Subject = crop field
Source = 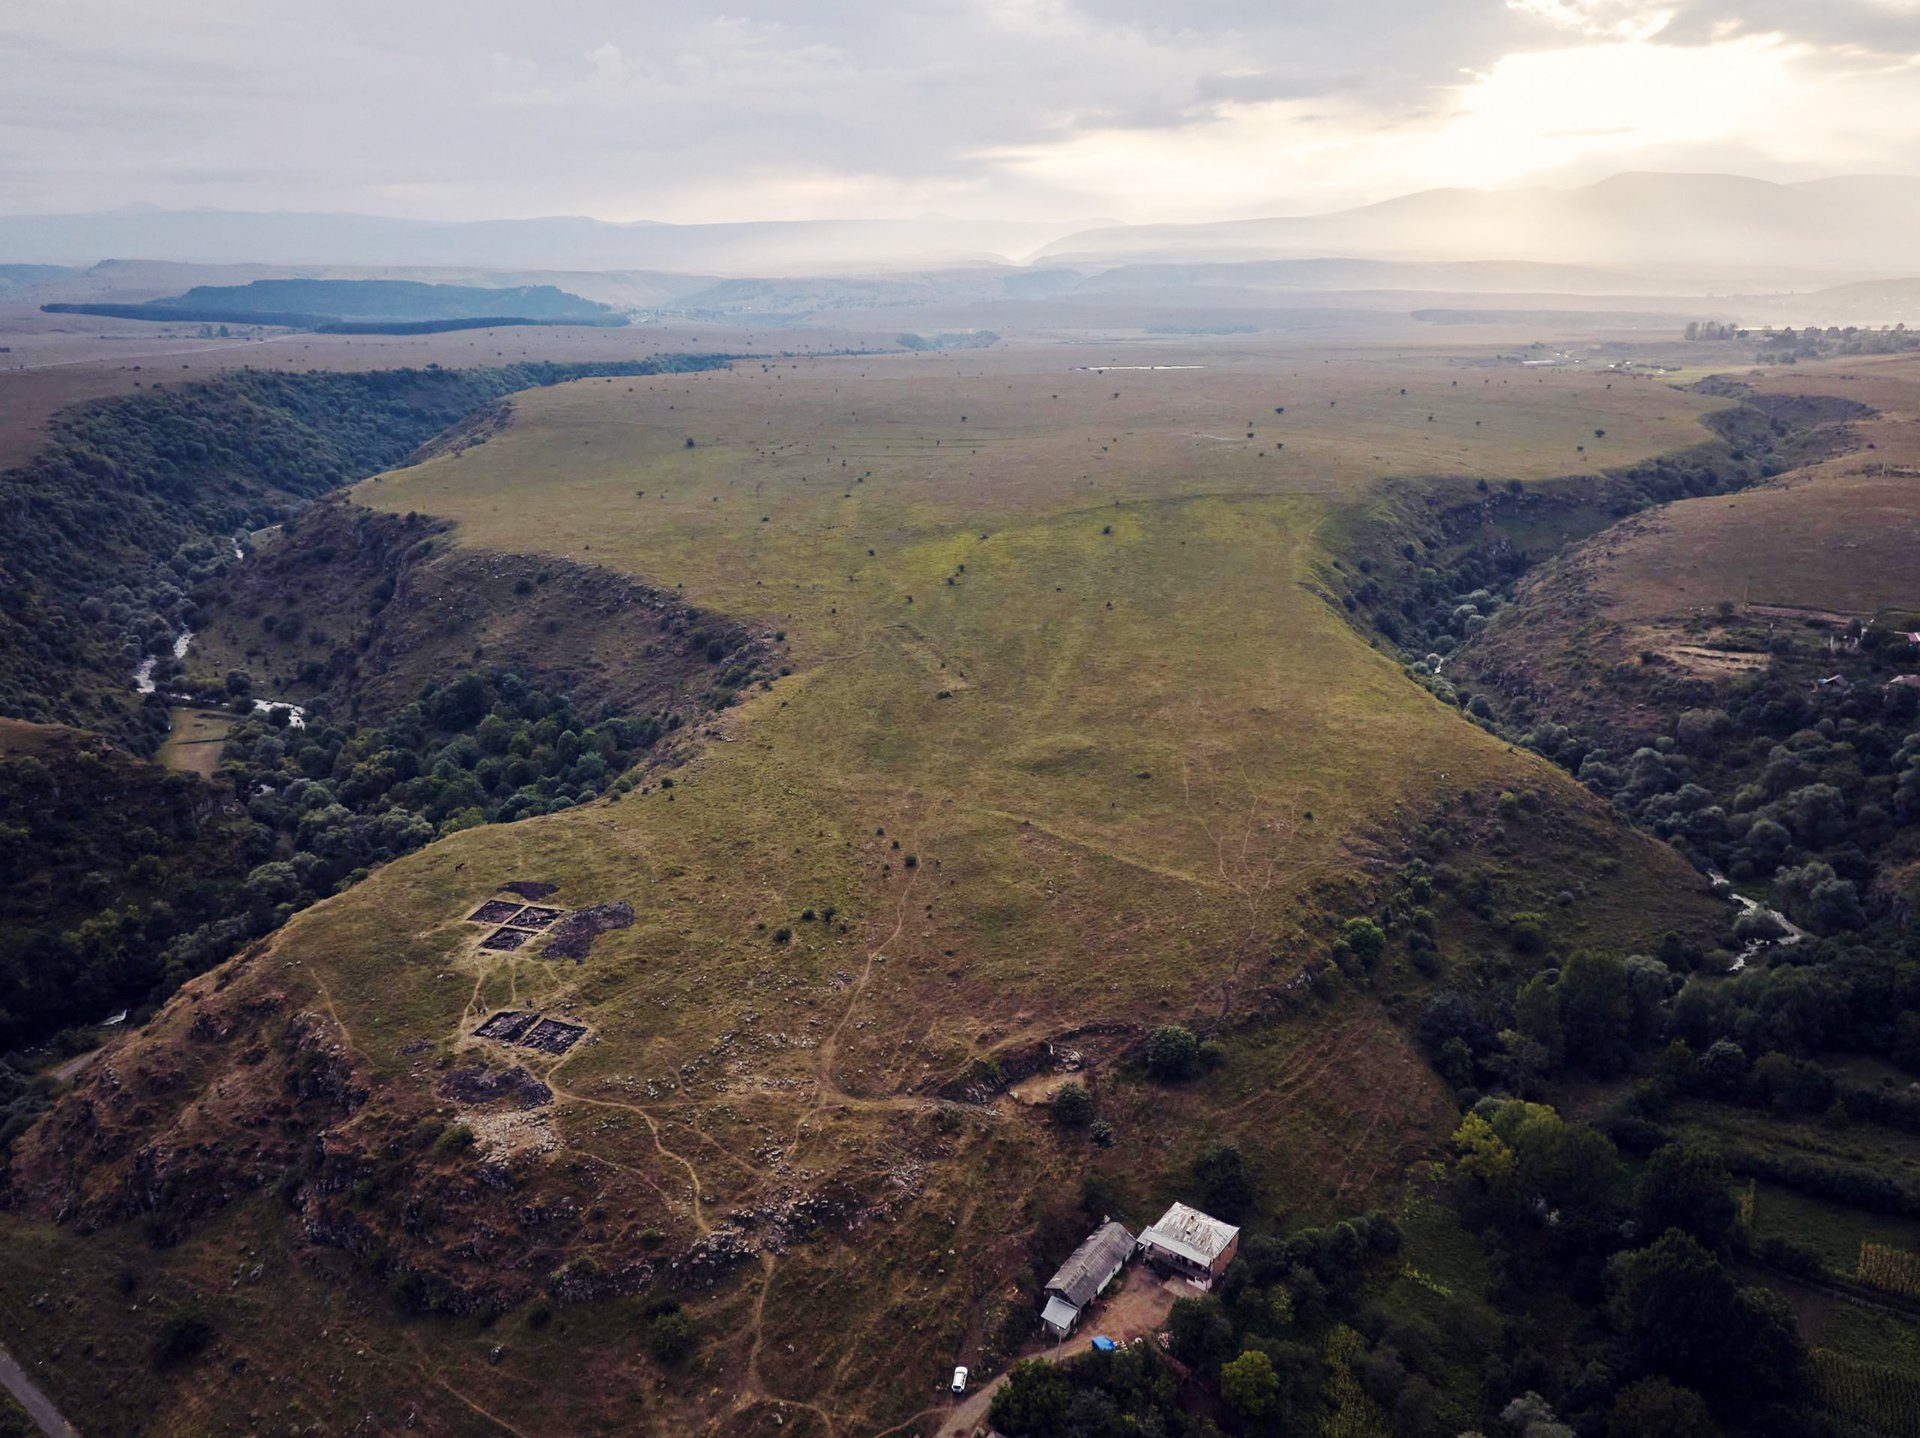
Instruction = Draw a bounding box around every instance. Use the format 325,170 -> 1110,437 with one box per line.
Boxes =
0,339 -> 1733,1436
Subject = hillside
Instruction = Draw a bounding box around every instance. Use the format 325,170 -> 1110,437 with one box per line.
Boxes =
0,344 -> 1740,1436
44,278 -> 625,332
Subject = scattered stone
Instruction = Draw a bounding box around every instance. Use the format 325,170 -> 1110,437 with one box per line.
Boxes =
438,1064 -> 553,1109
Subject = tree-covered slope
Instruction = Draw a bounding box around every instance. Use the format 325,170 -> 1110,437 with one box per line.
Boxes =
0,356 -> 729,750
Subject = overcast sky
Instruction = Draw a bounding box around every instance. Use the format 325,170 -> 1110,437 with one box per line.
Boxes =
3,0 -> 1918,224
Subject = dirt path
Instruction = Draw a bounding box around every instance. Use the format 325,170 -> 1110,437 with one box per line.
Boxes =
0,1341 -> 80,1438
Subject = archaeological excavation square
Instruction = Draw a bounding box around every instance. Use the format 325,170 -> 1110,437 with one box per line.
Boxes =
473,1010 -> 539,1043
480,926 -> 536,951
521,1017 -> 587,1055
511,905 -> 565,928
466,900 -> 525,926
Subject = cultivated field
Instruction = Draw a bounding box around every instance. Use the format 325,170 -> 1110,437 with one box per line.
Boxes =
0,338 -> 1731,1437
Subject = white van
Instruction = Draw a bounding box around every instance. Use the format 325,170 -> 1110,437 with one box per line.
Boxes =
950,1365 -> 969,1395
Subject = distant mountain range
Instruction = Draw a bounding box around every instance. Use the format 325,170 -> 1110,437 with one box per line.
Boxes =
0,208 -> 1085,276
1037,174 -> 1920,286
5,175 -> 1920,286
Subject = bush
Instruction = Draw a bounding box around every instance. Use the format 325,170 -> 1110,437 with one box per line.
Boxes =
151,1312 -> 213,1370
647,1309 -> 695,1361
1340,917 -> 1386,963
1051,1081 -> 1093,1126
1193,1143 -> 1255,1220
1143,1025 -> 1200,1080
1507,911 -> 1548,955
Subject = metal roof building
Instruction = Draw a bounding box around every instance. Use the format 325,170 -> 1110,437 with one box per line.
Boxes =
1137,1202 -> 1240,1288
1040,1220 -> 1135,1337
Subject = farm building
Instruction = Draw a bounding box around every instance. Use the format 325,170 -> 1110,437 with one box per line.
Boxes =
1137,1202 -> 1239,1288
1040,1220 -> 1136,1338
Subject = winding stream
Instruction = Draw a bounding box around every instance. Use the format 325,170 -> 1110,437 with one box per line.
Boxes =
1709,870 -> 1807,971
129,542 -> 306,726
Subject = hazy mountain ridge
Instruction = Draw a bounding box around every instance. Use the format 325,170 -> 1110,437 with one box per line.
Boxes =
0,208 -> 1089,276
1039,173 -> 1920,285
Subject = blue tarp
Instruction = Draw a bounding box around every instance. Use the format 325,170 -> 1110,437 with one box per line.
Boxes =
1090,1336 -> 1117,1352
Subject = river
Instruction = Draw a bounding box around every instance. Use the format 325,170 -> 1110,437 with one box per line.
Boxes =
129,545 -> 306,726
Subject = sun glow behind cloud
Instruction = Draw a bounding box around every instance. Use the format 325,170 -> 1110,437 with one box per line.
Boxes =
981,29 -> 1914,220
0,0 -> 1917,221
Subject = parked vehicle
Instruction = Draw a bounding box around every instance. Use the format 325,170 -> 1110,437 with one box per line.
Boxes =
951,1365 -> 969,1395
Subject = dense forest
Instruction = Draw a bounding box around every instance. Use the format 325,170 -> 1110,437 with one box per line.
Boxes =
0,356 -> 727,748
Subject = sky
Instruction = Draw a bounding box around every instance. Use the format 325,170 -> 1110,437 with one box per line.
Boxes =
2,0 -> 1918,225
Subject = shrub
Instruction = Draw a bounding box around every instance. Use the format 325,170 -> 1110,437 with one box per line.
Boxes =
1506,911 -> 1548,955
1143,1025 -> 1200,1080
151,1312 -> 213,1370
1340,917 -> 1386,963
1051,1081 -> 1093,1126
647,1309 -> 695,1361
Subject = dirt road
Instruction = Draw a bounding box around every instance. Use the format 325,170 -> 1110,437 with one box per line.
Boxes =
0,1342 -> 79,1437
933,1268 -> 1193,1438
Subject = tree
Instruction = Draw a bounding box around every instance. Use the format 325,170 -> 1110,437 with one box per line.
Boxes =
647,1309 -> 694,1361
1051,1081 -> 1093,1126
1193,1143 -> 1255,1220
1634,1144 -> 1738,1253
1450,1111 -> 1517,1214
1694,1039 -> 1749,1099
151,1312 -> 213,1370
1606,1378 -> 1719,1438
1557,950 -> 1632,1076
988,1360 -> 1073,1435
1167,1295 -> 1236,1371
1340,917 -> 1385,964
1609,1230 -> 1806,1414
1219,1348 -> 1280,1419
1144,1025 -> 1200,1080
429,673 -> 488,730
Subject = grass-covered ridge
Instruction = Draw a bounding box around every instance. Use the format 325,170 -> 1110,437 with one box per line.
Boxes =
2,345 -> 1751,1435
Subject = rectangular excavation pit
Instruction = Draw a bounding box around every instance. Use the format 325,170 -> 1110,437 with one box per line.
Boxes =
520,1018 -> 587,1055
466,900 -> 526,926
474,1010 -> 539,1043
512,906 -> 566,929
480,926 -> 536,952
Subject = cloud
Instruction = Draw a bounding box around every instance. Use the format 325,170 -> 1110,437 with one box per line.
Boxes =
1508,0 -> 1676,41
983,27 -> 1920,219
0,0 -> 1913,224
